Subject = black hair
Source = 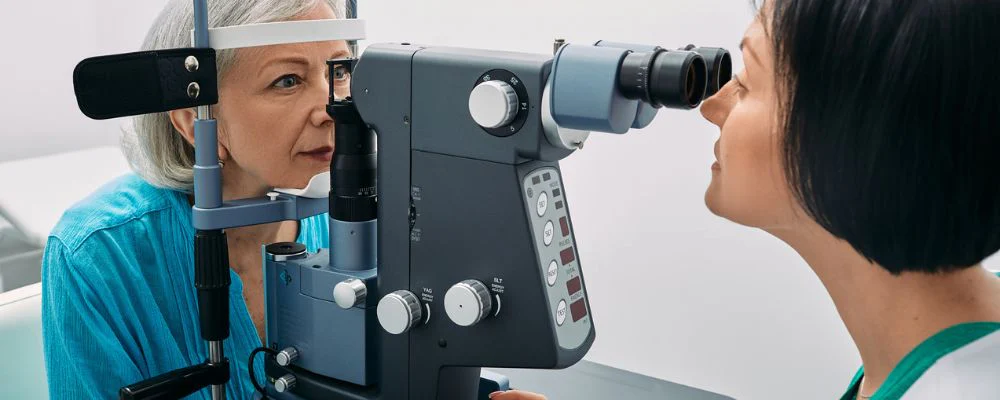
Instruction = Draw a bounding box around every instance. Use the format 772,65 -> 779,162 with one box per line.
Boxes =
761,0 -> 1000,274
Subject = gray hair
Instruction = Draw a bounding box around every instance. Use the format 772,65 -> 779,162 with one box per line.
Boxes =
122,0 -> 344,191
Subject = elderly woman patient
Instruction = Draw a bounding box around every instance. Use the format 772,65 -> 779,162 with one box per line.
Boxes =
41,0 -> 349,397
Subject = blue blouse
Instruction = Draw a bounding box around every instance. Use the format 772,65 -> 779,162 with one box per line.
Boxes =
41,174 -> 329,399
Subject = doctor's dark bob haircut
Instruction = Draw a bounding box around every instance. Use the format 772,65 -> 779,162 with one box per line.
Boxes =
761,0 -> 1000,274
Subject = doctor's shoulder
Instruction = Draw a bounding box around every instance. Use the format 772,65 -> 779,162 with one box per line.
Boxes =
898,323 -> 1000,399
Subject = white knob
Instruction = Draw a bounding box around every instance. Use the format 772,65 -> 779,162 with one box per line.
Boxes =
333,279 -> 367,309
275,347 -> 298,366
275,374 -> 297,393
377,290 -> 423,335
444,280 -> 493,327
469,81 -> 518,129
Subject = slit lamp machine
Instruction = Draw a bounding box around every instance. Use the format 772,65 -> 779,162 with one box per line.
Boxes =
71,1 -> 731,398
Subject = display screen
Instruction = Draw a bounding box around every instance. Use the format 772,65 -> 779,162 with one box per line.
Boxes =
570,299 -> 588,322
566,276 -> 581,295
560,247 -> 575,265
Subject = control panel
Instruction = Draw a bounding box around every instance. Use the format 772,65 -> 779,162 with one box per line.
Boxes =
522,167 -> 591,349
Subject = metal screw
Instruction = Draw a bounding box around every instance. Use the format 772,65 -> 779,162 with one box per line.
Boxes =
403,115 -> 410,125
553,38 -> 566,55
187,82 -> 200,99
184,56 -> 199,72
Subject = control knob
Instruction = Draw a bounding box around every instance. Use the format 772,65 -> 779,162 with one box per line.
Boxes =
444,280 -> 493,327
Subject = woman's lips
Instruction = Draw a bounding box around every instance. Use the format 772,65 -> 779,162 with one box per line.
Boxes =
301,146 -> 334,162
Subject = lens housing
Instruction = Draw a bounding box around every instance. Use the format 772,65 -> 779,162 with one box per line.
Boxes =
617,49 -> 707,109
690,47 -> 732,97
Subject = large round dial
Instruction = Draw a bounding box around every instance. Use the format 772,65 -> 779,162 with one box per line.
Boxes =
469,81 -> 519,129
377,290 -> 423,335
444,280 -> 493,327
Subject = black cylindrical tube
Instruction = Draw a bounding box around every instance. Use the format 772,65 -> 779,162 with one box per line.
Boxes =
616,49 -> 708,109
691,47 -> 732,97
327,98 -> 377,222
648,51 -> 707,109
194,229 -> 230,341
617,50 -> 660,102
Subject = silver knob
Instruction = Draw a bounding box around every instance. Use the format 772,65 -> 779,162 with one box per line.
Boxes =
333,279 -> 367,309
444,280 -> 493,327
274,374 -> 297,393
377,290 -> 423,335
275,347 -> 298,367
469,81 -> 518,129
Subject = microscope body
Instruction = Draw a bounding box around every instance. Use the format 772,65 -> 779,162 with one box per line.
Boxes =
262,44 -> 595,399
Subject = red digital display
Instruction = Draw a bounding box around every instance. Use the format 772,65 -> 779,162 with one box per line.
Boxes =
566,276 -> 582,295
560,247 -> 575,265
559,217 -> 569,236
570,299 -> 588,322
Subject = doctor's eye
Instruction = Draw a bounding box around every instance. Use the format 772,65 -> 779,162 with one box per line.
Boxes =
272,74 -> 302,89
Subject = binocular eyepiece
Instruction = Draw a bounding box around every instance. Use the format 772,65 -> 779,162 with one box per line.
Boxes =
615,45 -> 732,109
549,41 -> 731,135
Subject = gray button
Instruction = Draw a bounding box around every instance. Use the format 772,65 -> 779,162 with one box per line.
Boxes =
547,260 -> 558,286
536,192 -> 548,216
543,220 -> 555,246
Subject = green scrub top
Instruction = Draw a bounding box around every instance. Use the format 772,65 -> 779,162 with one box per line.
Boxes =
839,272 -> 1000,400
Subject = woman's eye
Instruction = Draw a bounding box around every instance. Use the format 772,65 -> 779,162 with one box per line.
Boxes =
272,74 -> 301,89
732,75 -> 748,94
333,66 -> 351,81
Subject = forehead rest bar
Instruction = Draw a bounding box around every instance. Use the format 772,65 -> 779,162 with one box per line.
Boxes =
195,18 -> 367,49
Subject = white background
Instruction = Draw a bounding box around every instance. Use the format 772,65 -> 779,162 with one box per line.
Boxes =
4,1 -> 999,399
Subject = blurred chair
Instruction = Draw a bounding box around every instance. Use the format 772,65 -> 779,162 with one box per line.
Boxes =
0,146 -> 129,293
0,282 -> 48,399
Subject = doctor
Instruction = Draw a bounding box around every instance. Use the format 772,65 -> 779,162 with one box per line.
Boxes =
494,0 -> 1000,399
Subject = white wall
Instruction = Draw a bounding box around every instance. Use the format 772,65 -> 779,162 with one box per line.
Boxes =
10,1 -> 1000,399
0,0 -> 113,162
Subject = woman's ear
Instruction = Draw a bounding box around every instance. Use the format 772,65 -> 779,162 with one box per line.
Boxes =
169,108 -> 232,163
168,108 -> 197,146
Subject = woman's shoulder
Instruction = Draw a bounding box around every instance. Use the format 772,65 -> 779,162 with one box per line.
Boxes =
48,173 -> 188,255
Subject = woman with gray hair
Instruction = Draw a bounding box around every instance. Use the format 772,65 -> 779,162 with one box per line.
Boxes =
41,0 -> 348,397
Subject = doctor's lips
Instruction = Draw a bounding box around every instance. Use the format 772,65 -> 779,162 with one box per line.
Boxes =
712,141 -> 721,170
301,145 -> 334,162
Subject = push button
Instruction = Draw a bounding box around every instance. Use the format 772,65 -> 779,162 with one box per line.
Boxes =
546,260 -> 558,286
543,220 -> 554,246
556,299 -> 567,326
536,192 -> 548,216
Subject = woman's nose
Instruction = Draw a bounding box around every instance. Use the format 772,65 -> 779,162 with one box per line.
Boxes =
699,82 -> 736,129
309,79 -> 334,128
